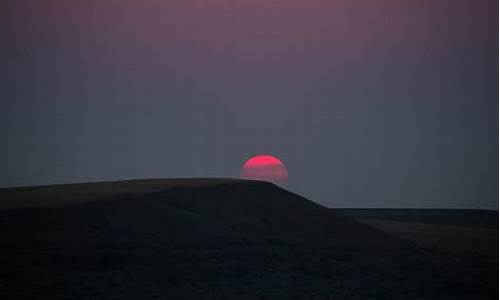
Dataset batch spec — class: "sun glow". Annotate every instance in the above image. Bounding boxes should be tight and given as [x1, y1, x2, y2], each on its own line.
[240, 155, 288, 186]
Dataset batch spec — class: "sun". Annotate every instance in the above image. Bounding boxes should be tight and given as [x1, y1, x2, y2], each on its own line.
[240, 155, 288, 186]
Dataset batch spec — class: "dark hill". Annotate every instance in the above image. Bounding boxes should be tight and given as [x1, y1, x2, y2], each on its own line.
[0, 179, 496, 299]
[0, 178, 246, 209]
[0, 179, 399, 250]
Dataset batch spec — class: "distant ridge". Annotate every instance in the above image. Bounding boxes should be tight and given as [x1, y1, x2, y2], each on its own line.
[334, 208, 498, 229]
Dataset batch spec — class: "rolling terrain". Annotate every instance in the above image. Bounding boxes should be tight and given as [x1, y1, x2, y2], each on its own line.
[335, 209, 498, 229]
[335, 208, 498, 256]
[0, 179, 497, 299]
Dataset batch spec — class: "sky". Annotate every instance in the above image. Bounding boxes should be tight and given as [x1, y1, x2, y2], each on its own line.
[2, 0, 498, 209]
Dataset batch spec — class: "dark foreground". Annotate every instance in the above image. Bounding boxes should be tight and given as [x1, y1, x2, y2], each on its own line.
[0, 179, 497, 299]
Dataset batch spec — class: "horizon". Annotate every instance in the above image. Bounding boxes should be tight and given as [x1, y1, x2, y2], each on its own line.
[0, 176, 497, 211]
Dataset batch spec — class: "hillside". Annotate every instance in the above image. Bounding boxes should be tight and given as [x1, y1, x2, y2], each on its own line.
[0, 178, 245, 209]
[0, 179, 400, 251]
[0, 179, 497, 299]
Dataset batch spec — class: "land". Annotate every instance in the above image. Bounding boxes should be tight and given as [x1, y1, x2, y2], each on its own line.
[0, 179, 497, 299]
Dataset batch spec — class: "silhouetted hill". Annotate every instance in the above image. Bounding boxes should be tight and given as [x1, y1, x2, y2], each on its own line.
[0, 178, 246, 209]
[0, 179, 496, 299]
[0, 179, 399, 250]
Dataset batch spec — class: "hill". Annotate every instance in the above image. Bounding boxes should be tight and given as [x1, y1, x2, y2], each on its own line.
[0, 178, 245, 209]
[0, 179, 398, 249]
[0, 179, 497, 299]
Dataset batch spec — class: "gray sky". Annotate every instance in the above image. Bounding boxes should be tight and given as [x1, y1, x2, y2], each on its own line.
[2, 0, 498, 209]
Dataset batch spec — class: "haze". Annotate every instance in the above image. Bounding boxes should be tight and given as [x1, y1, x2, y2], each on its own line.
[2, 0, 498, 209]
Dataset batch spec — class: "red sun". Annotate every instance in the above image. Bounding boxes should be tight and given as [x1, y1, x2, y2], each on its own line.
[240, 155, 288, 186]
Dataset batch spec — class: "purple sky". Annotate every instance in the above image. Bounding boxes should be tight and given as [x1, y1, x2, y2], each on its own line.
[2, 0, 498, 209]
